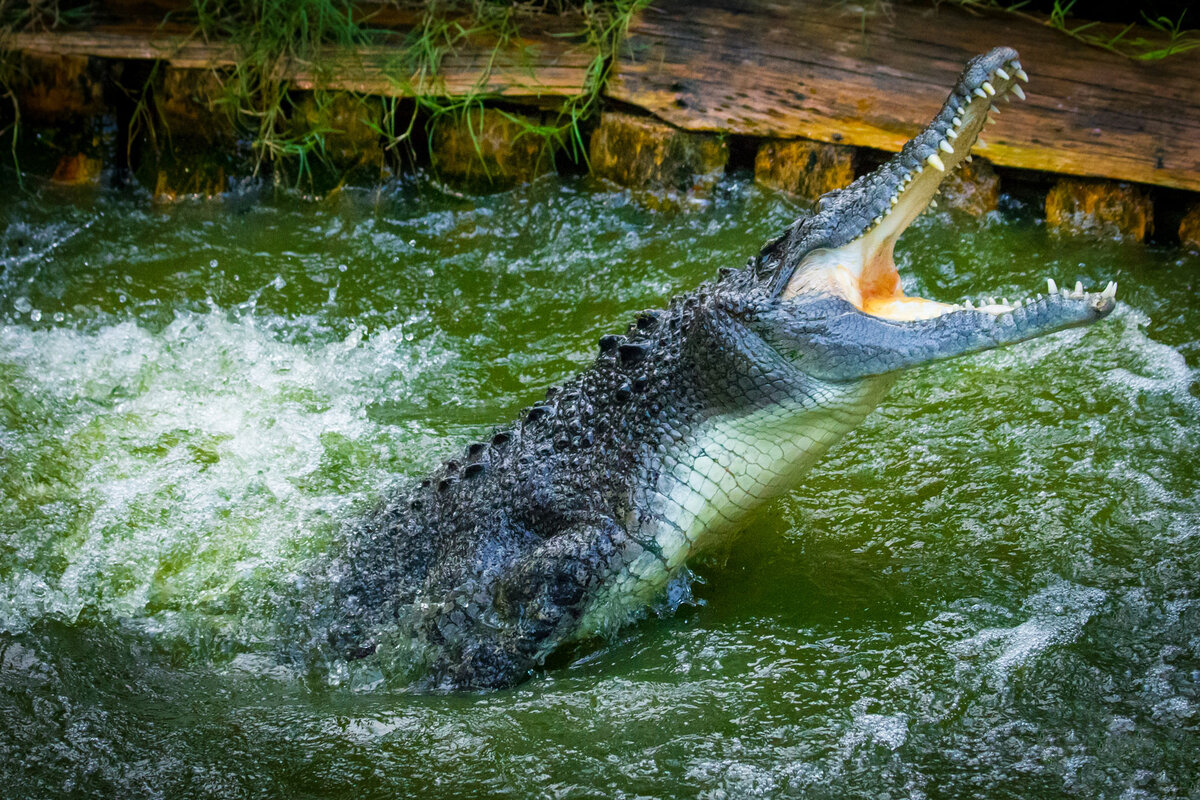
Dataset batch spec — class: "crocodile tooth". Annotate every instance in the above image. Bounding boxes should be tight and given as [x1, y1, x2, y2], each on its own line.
[1047, 277, 1058, 294]
[1016, 67, 1029, 82]
[1104, 281, 1118, 298]
[952, 116, 962, 127]
[990, 104, 1001, 115]
[890, 195, 898, 206]
[974, 87, 988, 99]
[987, 116, 997, 125]
[947, 128, 958, 140]
[983, 81, 997, 96]
[939, 139, 954, 154]
[964, 298, 974, 308]
[929, 198, 938, 208]
[1075, 280, 1084, 295]
[926, 153, 946, 172]
[987, 296, 997, 306]
[977, 137, 988, 147]
[965, 155, 973, 163]
[995, 67, 1011, 80]
[1011, 84, 1026, 101]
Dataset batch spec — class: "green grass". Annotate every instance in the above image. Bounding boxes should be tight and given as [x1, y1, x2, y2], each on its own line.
[940, 0, 1200, 59]
[372, 0, 647, 178]
[0, 0, 646, 186]
[186, 0, 370, 179]
[169, 0, 648, 185]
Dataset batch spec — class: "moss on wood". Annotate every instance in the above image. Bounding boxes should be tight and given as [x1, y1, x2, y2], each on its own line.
[754, 139, 854, 202]
[430, 107, 552, 192]
[1045, 178, 1154, 240]
[589, 111, 727, 207]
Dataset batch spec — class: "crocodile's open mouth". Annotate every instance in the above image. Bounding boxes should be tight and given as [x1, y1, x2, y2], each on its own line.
[784, 49, 1118, 321]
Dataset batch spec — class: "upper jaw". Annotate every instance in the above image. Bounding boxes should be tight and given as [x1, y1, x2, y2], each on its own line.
[858, 46, 1028, 248]
[782, 47, 1035, 322]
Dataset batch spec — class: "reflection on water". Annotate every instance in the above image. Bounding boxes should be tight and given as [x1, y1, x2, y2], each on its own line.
[1, 174, 1198, 798]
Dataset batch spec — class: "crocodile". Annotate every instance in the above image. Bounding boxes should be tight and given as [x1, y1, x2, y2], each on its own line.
[325, 47, 1116, 690]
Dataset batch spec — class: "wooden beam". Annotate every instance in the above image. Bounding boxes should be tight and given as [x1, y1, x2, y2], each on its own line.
[10, 22, 594, 101]
[607, 0, 1200, 192]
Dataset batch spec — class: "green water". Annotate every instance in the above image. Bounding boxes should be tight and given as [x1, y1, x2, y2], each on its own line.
[1, 174, 1198, 798]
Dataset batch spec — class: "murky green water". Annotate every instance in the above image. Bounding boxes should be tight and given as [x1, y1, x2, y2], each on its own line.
[1, 173, 1197, 798]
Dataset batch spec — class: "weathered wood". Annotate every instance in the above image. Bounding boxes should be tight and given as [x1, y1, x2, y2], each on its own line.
[607, 0, 1200, 192]
[10, 22, 594, 101]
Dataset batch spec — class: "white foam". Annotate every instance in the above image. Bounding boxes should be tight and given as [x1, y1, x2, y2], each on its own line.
[0, 310, 448, 639]
[952, 581, 1106, 680]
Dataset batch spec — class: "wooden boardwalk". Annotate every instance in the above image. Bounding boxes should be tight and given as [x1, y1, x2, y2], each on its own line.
[9, 1, 1200, 191]
[609, 0, 1200, 192]
[11, 20, 594, 101]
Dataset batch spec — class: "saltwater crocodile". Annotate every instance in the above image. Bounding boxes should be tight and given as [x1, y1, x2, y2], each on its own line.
[326, 47, 1116, 690]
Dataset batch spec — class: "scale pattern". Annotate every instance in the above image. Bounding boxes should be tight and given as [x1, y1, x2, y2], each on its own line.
[321, 47, 1115, 689]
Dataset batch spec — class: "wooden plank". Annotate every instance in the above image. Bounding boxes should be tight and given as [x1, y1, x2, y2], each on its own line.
[10, 22, 594, 101]
[607, 0, 1200, 192]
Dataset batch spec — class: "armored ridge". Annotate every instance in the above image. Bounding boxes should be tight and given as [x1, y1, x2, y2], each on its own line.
[329, 277, 811, 688]
[323, 47, 1116, 690]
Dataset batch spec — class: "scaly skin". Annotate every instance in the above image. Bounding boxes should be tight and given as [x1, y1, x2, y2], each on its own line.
[325, 48, 1116, 690]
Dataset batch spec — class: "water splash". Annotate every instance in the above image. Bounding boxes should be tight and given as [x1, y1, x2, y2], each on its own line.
[0, 309, 448, 644]
[0, 177, 1197, 798]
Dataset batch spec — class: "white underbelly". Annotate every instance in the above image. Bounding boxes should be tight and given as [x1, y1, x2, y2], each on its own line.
[576, 377, 891, 638]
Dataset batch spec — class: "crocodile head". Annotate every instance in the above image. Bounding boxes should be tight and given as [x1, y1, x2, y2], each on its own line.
[745, 46, 1115, 383]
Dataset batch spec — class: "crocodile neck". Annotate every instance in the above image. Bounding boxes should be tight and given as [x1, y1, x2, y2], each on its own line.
[575, 372, 894, 639]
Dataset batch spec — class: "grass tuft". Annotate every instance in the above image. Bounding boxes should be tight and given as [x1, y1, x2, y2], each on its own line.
[939, 0, 1199, 60]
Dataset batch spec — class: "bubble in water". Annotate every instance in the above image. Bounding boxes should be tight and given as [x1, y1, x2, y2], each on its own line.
[29, 309, 41, 322]
[14, 297, 31, 313]
[272, 275, 287, 290]
[210, 259, 219, 268]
